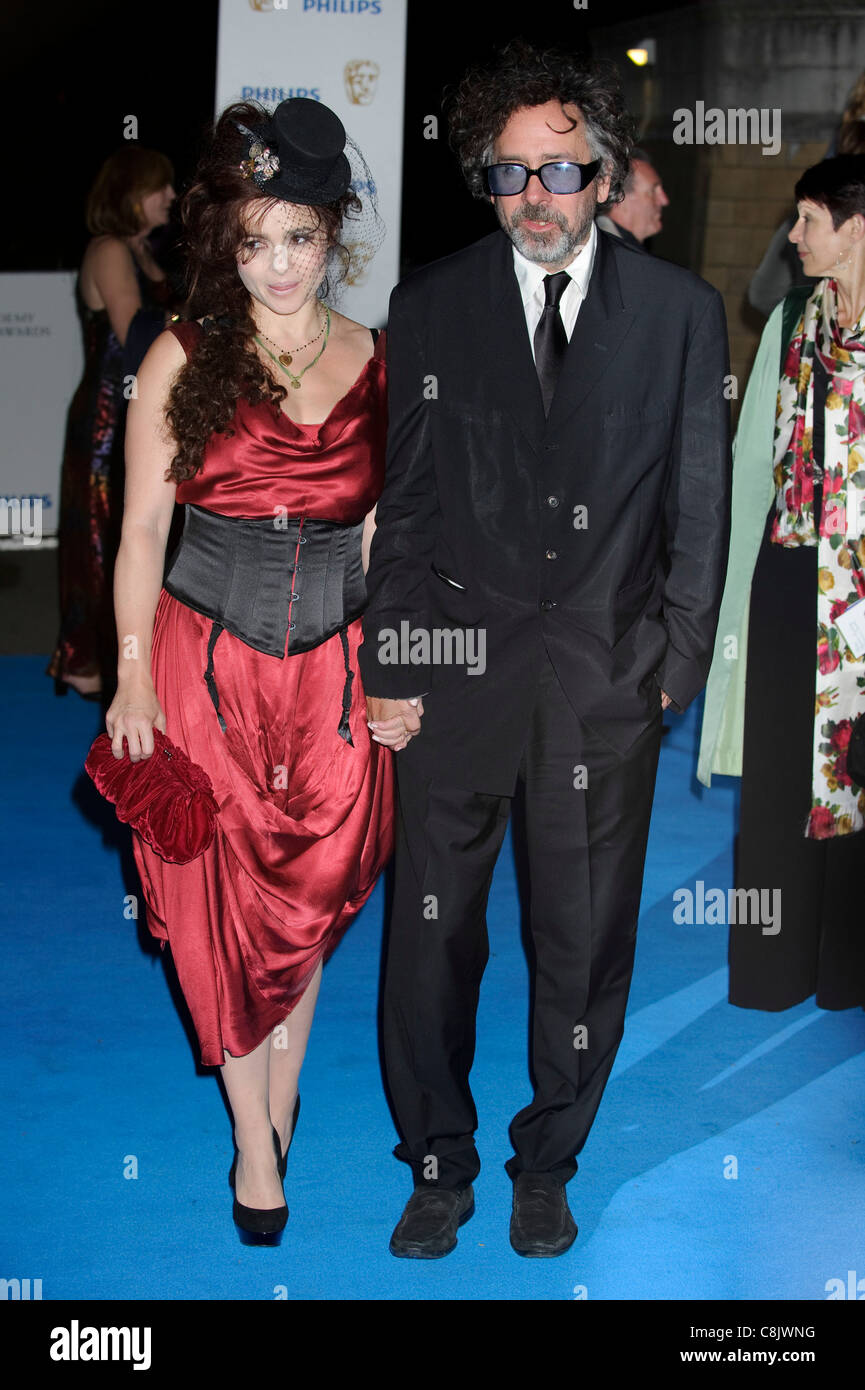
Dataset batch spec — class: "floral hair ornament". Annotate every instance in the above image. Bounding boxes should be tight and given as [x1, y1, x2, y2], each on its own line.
[237, 129, 280, 187]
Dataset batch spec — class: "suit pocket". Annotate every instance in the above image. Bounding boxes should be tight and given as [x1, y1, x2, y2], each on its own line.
[427, 564, 485, 627]
[616, 575, 655, 604]
[612, 576, 656, 646]
[431, 562, 467, 592]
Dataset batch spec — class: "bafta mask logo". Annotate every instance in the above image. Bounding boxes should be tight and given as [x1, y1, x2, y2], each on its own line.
[248, 1, 275, 11]
[344, 59, 380, 107]
[343, 242, 376, 288]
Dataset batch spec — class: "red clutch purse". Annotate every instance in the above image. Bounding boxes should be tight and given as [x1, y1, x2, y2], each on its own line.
[85, 729, 220, 864]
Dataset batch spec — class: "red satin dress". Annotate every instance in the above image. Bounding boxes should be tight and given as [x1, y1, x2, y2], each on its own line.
[133, 321, 394, 1066]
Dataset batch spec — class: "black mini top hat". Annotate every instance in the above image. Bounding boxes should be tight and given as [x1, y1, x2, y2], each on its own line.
[236, 98, 351, 204]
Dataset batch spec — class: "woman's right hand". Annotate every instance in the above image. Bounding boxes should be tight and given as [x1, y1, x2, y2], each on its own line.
[105, 686, 166, 761]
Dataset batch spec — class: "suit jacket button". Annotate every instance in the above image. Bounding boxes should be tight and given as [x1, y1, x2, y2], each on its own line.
[540, 598, 557, 611]
[545, 549, 557, 560]
[546, 495, 559, 508]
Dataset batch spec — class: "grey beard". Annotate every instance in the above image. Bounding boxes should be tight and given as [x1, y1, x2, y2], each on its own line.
[502, 198, 596, 266]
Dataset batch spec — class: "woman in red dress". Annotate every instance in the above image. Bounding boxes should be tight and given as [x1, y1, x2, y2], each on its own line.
[104, 99, 397, 1242]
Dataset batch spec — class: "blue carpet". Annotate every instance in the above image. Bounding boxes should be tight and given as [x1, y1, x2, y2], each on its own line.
[1, 655, 863, 1300]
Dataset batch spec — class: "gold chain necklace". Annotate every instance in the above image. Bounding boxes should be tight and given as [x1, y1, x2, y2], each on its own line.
[256, 307, 331, 388]
[256, 310, 327, 366]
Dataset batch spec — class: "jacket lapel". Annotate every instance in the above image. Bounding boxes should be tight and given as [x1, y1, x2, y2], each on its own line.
[546, 230, 636, 435]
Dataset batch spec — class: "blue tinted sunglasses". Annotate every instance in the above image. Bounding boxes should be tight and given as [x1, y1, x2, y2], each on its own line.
[484, 159, 600, 197]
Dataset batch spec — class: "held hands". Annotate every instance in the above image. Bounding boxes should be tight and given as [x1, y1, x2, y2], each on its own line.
[367, 696, 424, 752]
[105, 685, 166, 761]
[365, 688, 670, 752]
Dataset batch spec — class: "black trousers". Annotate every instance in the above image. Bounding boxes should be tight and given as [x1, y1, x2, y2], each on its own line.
[382, 655, 663, 1189]
[734, 507, 865, 1009]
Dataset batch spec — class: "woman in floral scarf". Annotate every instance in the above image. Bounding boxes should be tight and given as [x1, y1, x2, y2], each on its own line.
[699, 155, 865, 1011]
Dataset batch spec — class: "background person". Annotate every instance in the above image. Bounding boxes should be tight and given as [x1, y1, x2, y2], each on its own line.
[596, 146, 669, 248]
[48, 146, 176, 700]
[699, 155, 865, 1011]
[748, 71, 865, 319]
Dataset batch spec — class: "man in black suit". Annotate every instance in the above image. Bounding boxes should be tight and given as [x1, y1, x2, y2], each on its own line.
[360, 41, 731, 1259]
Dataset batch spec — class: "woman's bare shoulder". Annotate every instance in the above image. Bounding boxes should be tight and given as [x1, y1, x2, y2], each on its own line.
[85, 235, 134, 268]
[330, 310, 373, 338]
[137, 327, 188, 382]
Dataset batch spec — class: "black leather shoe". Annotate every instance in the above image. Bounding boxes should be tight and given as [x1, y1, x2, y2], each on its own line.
[389, 1184, 475, 1259]
[509, 1172, 577, 1257]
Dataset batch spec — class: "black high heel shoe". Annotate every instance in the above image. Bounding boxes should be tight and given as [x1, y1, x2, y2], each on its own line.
[272, 1093, 301, 1182]
[230, 1128, 287, 1245]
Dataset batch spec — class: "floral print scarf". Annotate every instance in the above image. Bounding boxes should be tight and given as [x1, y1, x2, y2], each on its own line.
[772, 278, 865, 837]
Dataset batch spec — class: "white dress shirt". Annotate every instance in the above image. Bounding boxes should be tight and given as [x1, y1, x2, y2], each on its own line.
[512, 219, 598, 359]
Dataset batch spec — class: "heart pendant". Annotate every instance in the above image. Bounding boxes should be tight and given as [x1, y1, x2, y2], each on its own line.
[279, 353, 293, 367]
[290, 380, 301, 388]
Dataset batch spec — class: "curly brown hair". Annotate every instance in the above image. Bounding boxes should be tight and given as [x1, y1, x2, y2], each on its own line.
[445, 39, 634, 213]
[166, 101, 359, 484]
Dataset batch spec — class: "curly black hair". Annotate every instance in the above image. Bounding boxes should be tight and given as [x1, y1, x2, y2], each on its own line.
[445, 39, 634, 212]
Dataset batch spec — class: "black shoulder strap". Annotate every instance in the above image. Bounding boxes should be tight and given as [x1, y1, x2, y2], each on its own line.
[780, 284, 812, 368]
[370, 327, 380, 344]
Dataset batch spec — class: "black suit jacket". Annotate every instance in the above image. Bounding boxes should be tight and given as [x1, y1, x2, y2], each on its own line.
[360, 227, 732, 793]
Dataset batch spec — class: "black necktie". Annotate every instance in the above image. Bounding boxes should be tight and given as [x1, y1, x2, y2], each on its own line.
[533, 271, 570, 416]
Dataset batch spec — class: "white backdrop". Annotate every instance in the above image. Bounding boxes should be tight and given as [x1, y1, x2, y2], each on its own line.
[0, 272, 82, 542]
[0, 4, 408, 542]
[215, 0, 407, 329]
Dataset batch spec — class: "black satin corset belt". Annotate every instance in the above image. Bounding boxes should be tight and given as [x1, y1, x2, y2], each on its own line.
[163, 504, 366, 744]
[163, 504, 367, 657]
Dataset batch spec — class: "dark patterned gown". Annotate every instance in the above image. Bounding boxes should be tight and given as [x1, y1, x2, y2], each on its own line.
[48, 266, 170, 693]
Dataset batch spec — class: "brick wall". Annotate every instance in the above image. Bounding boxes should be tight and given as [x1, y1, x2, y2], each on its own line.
[699, 140, 825, 412]
[592, 0, 864, 410]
